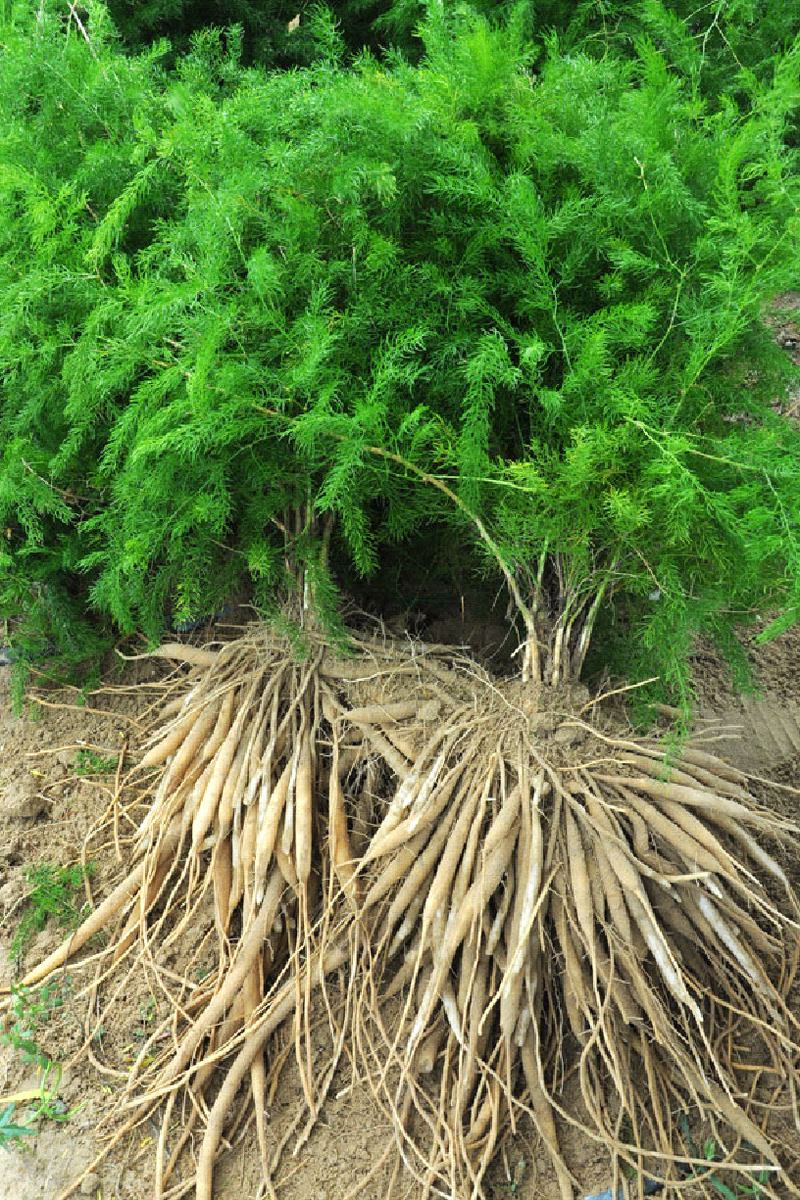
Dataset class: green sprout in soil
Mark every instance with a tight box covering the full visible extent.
[23,1063,82,1126]
[0,1064,83,1153]
[74,748,121,776]
[1,979,73,1067]
[498,1156,526,1195]
[0,1101,35,1152]
[679,1113,774,1200]
[9,864,94,969]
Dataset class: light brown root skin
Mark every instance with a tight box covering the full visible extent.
[25,625,799,1200]
[196,943,349,1200]
[21,822,182,988]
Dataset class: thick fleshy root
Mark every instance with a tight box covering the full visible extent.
[347,678,800,1199]
[10,624,800,1200]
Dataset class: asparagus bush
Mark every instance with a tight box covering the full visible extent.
[2,1,798,689]
[3,8,800,1199]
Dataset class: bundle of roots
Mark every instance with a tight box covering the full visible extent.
[15,623,800,1200]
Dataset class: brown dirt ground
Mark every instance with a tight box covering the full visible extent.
[0,615,799,1200]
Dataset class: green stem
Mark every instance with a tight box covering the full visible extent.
[252,404,537,653]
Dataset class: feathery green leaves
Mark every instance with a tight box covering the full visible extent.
[0,2,798,689]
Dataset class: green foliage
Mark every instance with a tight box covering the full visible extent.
[0,1063,82,1152]
[0,2,171,661]
[544,0,800,107]
[0,979,72,1066]
[102,0,352,67]
[678,1112,773,1200]
[9,865,94,968]
[74,748,122,775]
[73,0,800,97]
[0,1101,35,1151]
[23,1062,83,1126]
[0,2,798,690]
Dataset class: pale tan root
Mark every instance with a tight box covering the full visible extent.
[21,625,799,1200]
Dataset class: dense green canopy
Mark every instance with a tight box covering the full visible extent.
[0,1,798,699]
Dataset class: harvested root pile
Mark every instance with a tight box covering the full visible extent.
[347,680,800,1200]
[13,623,800,1200]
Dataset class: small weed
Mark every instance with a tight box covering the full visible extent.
[74,748,120,775]
[742,1173,771,1200]
[139,997,156,1027]
[1,979,72,1067]
[0,1063,84,1152]
[9,863,94,967]
[0,1101,35,1151]
[499,1155,526,1195]
[679,1114,773,1200]
[22,1063,82,1125]
[133,996,158,1040]
[697,1140,771,1200]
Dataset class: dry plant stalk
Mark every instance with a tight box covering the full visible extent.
[9,622,800,1200]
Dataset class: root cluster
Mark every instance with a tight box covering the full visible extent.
[12,623,800,1200]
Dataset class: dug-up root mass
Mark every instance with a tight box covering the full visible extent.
[11,623,800,1200]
